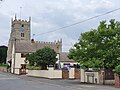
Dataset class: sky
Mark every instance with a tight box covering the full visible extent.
[0,0,120,52]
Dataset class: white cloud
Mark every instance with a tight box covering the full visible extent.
[0,0,120,51]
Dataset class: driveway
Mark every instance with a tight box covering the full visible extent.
[0,71,119,90]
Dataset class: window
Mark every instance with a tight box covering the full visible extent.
[21,24,24,27]
[21,33,24,37]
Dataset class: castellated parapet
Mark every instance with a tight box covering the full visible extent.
[11,17,31,25]
[34,39,62,45]
[31,39,62,53]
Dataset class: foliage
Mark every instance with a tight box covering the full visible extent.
[26,53,36,66]
[26,64,41,70]
[68,19,120,69]
[115,65,120,75]
[0,46,8,64]
[26,47,57,70]
[0,64,9,67]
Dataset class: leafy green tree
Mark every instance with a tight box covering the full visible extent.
[114,65,120,75]
[0,46,8,64]
[68,19,120,69]
[26,53,36,66]
[26,47,57,70]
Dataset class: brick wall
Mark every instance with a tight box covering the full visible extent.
[75,69,80,79]
[115,74,120,87]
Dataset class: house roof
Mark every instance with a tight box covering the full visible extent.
[59,52,75,62]
[15,41,61,53]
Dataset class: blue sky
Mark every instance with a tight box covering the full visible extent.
[0,0,120,52]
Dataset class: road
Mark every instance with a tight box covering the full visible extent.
[0,71,119,90]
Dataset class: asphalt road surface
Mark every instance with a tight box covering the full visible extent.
[0,71,119,90]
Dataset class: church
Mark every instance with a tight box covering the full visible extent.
[7,16,76,74]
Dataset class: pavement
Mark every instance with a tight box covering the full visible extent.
[0,71,120,90]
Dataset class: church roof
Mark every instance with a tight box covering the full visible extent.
[59,52,75,62]
[15,41,74,62]
[15,41,61,53]
[15,42,35,53]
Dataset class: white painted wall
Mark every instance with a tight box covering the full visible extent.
[27,70,49,77]
[84,72,99,84]
[14,53,26,74]
[69,68,75,79]
[15,53,25,68]
[49,70,62,79]
[11,50,26,74]
[80,69,100,84]
[11,43,15,73]
[27,69,62,79]
[14,68,20,74]
[81,69,85,82]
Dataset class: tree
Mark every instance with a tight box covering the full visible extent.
[26,53,36,66]
[26,47,57,69]
[114,65,120,75]
[68,19,120,69]
[0,46,8,64]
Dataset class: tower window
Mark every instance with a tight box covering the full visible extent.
[21,24,24,27]
[21,33,24,37]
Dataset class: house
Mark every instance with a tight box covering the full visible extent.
[7,16,77,74]
[59,52,78,68]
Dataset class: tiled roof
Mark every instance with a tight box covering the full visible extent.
[15,42,35,53]
[15,41,75,62]
[15,41,60,53]
[59,52,75,62]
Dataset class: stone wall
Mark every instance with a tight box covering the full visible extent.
[27,67,80,79]
[0,66,7,72]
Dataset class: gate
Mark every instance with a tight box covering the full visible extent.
[104,68,114,80]
[62,69,69,79]
[19,64,26,75]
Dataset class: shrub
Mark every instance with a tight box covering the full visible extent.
[115,65,120,75]
[0,64,9,67]
[26,64,41,70]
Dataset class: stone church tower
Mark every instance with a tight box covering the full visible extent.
[7,15,31,62]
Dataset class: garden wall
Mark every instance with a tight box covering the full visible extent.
[0,66,7,72]
[27,69,62,79]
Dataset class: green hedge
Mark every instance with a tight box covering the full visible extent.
[0,64,9,67]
